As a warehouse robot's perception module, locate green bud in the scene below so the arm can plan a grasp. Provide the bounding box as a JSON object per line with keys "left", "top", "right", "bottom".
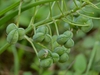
{"left": 57, "top": 34, "right": 69, "bottom": 45}
{"left": 64, "top": 39, "right": 74, "bottom": 48}
{"left": 76, "top": 15, "right": 89, "bottom": 24}
{"left": 7, "top": 29, "right": 18, "bottom": 44}
{"left": 40, "top": 58, "right": 53, "bottom": 68}
{"left": 54, "top": 47, "right": 65, "bottom": 55}
{"left": 59, "top": 53, "right": 69, "bottom": 63}
{"left": 64, "top": 23, "right": 70, "bottom": 30}
{"left": 18, "top": 28, "right": 25, "bottom": 40}
{"left": 52, "top": 53, "right": 59, "bottom": 62}
{"left": 81, "top": 19, "right": 93, "bottom": 33}
{"left": 44, "top": 34, "right": 51, "bottom": 43}
{"left": 36, "top": 26, "right": 48, "bottom": 34}
{"left": 33, "top": 32, "right": 45, "bottom": 42}
{"left": 6, "top": 23, "right": 17, "bottom": 34}
{"left": 63, "top": 31, "right": 73, "bottom": 38}
{"left": 38, "top": 49, "right": 49, "bottom": 59}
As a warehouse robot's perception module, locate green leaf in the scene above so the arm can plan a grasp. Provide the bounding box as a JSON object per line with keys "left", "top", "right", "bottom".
{"left": 23, "top": 72, "right": 32, "bottom": 75}
{"left": 82, "top": 37, "right": 95, "bottom": 48}
{"left": 0, "top": 0, "right": 59, "bottom": 26}
{"left": 85, "top": 70, "right": 99, "bottom": 75}
{"left": 73, "top": 54, "right": 87, "bottom": 73}
{"left": 0, "top": 1, "right": 20, "bottom": 16}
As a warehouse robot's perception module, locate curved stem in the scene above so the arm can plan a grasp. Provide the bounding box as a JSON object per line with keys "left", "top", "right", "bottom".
{"left": 47, "top": 2, "right": 55, "bottom": 19}
{"left": 56, "top": 1, "right": 65, "bottom": 16}
{"left": 52, "top": 18, "right": 59, "bottom": 36}
{"left": 24, "top": 35, "right": 38, "bottom": 56}
{"left": 25, "top": 3, "right": 88, "bottom": 33}
{"left": 47, "top": 24, "right": 52, "bottom": 36}
{"left": 0, "top": 43, "right": 10, "bottom": 54}
{"left": 16, "top": 0, "right": 23, "bottom": 27}
{"left": 77, "top": 11, "right": 100, "bottom": 19}
{"left": 62, "top": 18, "right": 89, "bottom": 26}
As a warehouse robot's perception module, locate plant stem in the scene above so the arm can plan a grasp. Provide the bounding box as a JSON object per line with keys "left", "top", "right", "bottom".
{"left": 12, "top": 46, "right": 19, "bottom": 75}
{"left": 0, "top": 0, "right": 60, "bottom": 25}
{"left": 56, "top": 1, "right": 65, "bottom": 16}
{"left": 85, "top": 41, "right": 99, "bottom": 75}
{"left": 73, "top": 0, "right": 78, "bottom": 8}
{"left": 24, "top": 35, "right": 38, "bottom": 56}
{"left": 0, "top": 2, "right": 88, "bottom": 54}
{"left": 0, "top": 1, "right": 20, "bottom": 16}
{"left": 52, "top": 18, "right": 59, "bottom": 36}
{"left": 0, "top": 43, "right": 10, "bottom": 54}
{"left": 25, "top": 3, "right": 87, "bottom": 33}
{"left": 16, "top": 0, "right": 23, "bottom": 27}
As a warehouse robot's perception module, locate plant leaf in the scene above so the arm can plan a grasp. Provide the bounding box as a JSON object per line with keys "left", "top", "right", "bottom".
{"left": 73, "top": 54, "right": 87, "bottom": 73}
{"left": 0, "top": 1, "right": 20, "bottom": 16}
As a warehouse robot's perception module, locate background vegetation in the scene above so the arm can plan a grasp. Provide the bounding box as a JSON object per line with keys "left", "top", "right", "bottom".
{"left": 0, "top": 0, "right": 100, "bottom": 75}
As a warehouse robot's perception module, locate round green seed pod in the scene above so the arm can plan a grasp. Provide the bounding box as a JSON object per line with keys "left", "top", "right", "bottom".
{"left": 81, "top": 19, "right": 93, "bottom": 33}
{"left": 59, "top": 53, "right": 69, "bottom": 63}
{"left": 57, "top": 34, "right": 69, "bottom": 45}
{"left": 33, "top": 32, "right": 45, "bottom": 42}
{"left": 52, "top": 41, "right": 60, "bottom": 49}
{"left": 7, "top": 29, "right": 19, "bottom": 44}
{"left": 76, "top": 15, "right": 89, "bottom": 24}
{"left": 36, "top": 26, "right": 48, "bottom": 34}
{"left": 40, "top": 58, "right": 53, "bottom": 68}
{"left": 44, "top": 34, "right": 51, "bottom": 43}
{"left": 51, "top": 53, "right": 59, "bottom": 62}
{"left": 64, "top": 23, "right": 70, "bottom": 30}
{"left": 18, "top": 28, "right": 25, "bottom": 40}
{"left": 54, "top": 47, "right": 65, "bottom": 55}
{"left": 38, "top": 49, "right": 49, "bottom": 59}
{"left": 63, "top": 31, "right": 73, "bottom": 38}
{"left": 64, "top": 39, "right": 74, "bottom": 48}
{"left": 6, "top": 23, "right": 17, "bottom": 34}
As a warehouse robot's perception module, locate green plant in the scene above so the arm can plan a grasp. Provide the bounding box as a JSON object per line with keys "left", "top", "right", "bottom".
{"left": 0, "top": 0, "right": 100, "bottom": 75}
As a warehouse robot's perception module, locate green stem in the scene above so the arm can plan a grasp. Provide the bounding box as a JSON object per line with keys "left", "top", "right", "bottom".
{"left": 85, "top": 41, "right": 99, "bottom": 75}
{"left": 52, "top": 18, "right": 59, "bottom": 36}
{"left": 24, "top": 35, "right": 38, "bottom": 56}
{"left": 47, "top": 2, "right": 55, "bottom": 19}
{"left": 49, "top": 2, "right": 53, "bottom": 17}
{"left": 63, "top": 0, "right": 67, "bottom": 11}
{"left": 16, "top": 0, "right": 23, "bottom": 27}
{"left": 12, "top": 46, "right": 19, "bottom": 75}
{"left": 56, "top": 1, "right": 65, "bottom": 16}
{"left": 77, "top": 11, "right": 100, "bottom": 19}
{"left": 25, "top": 3, "right": 88, "bottom": 33}
{"left": 0, "top": 1, "right": 20, "bottom": 16}
{"left": 62, "top": 18, "right": 89, "bottom": 26}
{"left": 0, "top": 0, "right": 60, "bottom": 25}
{"left": 28, "top": 0, "right": 38, "bottom": 34}
{"left": 0, "top": 43, "right": 10, "bottom": 54}
{"left": 47, "top": 24, "right": 52, "bottom": 36}
{"left": 28, "top": 6, "right": 38, "bottom": 34}
{"left": 73, "top": 0, "right": 78, "bottom": 8}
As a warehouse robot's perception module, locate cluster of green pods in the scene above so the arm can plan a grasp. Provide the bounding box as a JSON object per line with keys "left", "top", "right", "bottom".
{"left": 6, "top": 23, "right": 25, "bottom": 44}
{"left": 33, "top": 26, "right": 51, "bottom": 43}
